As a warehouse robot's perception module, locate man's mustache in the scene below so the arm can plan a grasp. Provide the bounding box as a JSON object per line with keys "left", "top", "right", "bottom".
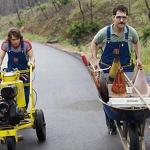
{"left": 119, "top": 22, "right": 125, "bottom": 25}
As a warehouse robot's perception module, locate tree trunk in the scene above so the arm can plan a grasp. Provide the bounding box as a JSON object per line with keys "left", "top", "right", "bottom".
{"left": 52, "top": 1, "right": 58, "bottom": 12}
{"left": 144, "top": 0, "right": 150, "bottom": 20}
{"left": 77, "top": 0, "right": 85, "bottom": 24}
{"left": 128, "top": 0, "right": 131, "bottom": 14}
{"left": 14, "top": 0, "right": 22, "bottom": 22}
{"left": 52, "top": 0, "right": 62, "bottom": 12}
{"left": 90, "top": 0, "right": 93, "bottom": 23}
{"left": 27, "top": 0, "right": 34, "bottom": 16}
{"left": 37, "top": 2, "right": 49, "bottom": 19}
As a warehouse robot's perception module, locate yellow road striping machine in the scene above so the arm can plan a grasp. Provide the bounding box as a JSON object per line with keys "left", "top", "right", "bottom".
{"left": 0, "top": 65, "right": 46, "bottom": 150}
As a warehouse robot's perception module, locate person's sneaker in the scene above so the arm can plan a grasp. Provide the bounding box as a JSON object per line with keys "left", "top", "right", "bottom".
{"left": 108, "top": 127, "right": 117, "bottom": 135}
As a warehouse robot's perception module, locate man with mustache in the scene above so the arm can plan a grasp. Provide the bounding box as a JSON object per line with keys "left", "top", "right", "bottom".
{"left": 90, "top": 5, "right": 142, "bottom": 135}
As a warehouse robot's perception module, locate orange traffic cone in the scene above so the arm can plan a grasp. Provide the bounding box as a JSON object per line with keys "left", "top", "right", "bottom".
{"left": 111, "top": 68, "right": 126, "bottom": 94}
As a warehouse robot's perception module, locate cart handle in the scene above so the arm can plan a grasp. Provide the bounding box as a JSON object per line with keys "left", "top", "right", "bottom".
{"left": 89, "top": 61, "right": 111, "bottom": 72}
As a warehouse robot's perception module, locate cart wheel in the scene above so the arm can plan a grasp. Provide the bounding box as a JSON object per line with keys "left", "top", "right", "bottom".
{"left": 122, "top": 122, "right": 127, "bottom": 139}
{"left": 6, "top": 136, "right": 16, "bottom": 150}
{"left": 34, "top": 109, "right": 46, "bottom": 142}
{"left": 128, "top": 123, "right": 140, "bottom": 150}
{"left": 98, "top": 76, "right": 109, "bottom": 102}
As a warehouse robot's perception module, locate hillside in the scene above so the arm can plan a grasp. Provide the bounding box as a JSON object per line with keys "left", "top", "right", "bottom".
{"left": 0, "top": 0, "right": 149, "bottom": 43}
{"left": 0, "top": 0, "right": 48, "bottom": 15}
{"left": 0, "top": 0, "right": 150, "bottom": 72}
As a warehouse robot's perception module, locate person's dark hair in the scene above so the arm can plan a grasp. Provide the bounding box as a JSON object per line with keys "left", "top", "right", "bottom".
{"left": 7, "top": 27, "right": 23, "bottom": 42}
{"left": 113, "top": 5, "right": 128, "bottom": 16}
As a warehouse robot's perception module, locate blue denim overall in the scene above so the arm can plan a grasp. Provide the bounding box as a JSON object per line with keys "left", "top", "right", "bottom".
{"left": 100, "top": 25, "right": 134, "bottom": 73}
{"left": 100, "top": 25, "right": 134, "bottom": 131}
{"left": 7, "top": 41, "right": 29, "bottom": 109}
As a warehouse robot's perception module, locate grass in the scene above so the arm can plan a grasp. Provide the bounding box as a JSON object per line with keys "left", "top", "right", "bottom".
{"left": 141, "top": 44, "right": 150, "bottom": 73}
{"left": 23, "top": 33, "right": 48, "bottom": 43}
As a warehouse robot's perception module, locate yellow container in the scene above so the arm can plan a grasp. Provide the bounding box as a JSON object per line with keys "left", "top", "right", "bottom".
{"left": 109, "top": 57, "right": 121, "bottom": 81}
{"left": 0, "top": 71, "right": 26, "bottom": 108}
{"left": 1, "top": 71, "right": 20, "bottom": 82}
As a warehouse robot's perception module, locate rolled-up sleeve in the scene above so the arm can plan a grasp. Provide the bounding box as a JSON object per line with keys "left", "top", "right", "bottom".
{"left": 130, "top": 27, "right": 139, "bottom": 44}
{"left": 93, "top": 27, "right": 106, "bottom": 45}
{"left": 24, "top": 41, "right": 32, "bottom": 52}
{"left": 1, "top": 42, "right": 8, "bottom": 51}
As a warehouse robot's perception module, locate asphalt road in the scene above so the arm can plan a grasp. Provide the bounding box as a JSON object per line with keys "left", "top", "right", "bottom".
{"left": 1, "top": 42, "right": 150, "bottom": 150}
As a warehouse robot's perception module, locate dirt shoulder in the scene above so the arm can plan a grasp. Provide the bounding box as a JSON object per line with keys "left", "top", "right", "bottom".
{"left": 46, "top": 42, "right": 92, "bottom": 59}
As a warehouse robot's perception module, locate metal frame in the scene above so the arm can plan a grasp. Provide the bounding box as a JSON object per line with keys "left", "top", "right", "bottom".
{"left": 0, "top": 65, "right": 35, "bottom": 142}
{"left": 114, "top": 120, "right": 146, "bottom": 150}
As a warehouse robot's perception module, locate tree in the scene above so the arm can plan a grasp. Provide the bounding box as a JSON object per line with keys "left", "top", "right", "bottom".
{"left": 77, "top": 0, "right": 85, "bottom": 24}
{"left": 144, "top": 0, "right": 150, "bottom": 20}
{"left": 51, "top": 0, "right": 62, "bottom": 12}
{"left": 37, "top": 1, "right": 49, "bottom": 19}
{"left": 14, "top": 0, "right": 22, "bottom": 22}
{"left": 128, "top": 0, "right": 131, "bottom": 14}
{"left": 86, "top": 0, "right": 93, "bottom": 23}
{"left": 27, "top": 0, "right": 34, "bottom": 16}
{"left": 90, "top": 0, "right": 93, "bottom": 23}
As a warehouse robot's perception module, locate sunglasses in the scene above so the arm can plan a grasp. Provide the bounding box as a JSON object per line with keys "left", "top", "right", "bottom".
{"left": 115, "top": 16, "right": 127, "bottom": 20}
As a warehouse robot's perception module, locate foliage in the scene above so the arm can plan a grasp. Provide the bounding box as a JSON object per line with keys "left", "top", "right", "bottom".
{"left": 67, "top": 21, "right": 99, "bottom": 38}
{"left": 16, "top": 20, "right": 25, "bottom": 27}
{"left": 59, "top": 0, "right": 72, "bottom": 5}
{"left": 36, "top": 3, "right": 48, "bottom": 11}
{"left": 23, "top": 33, "right": 48, "bottom": 43}
{"left": 141, "top": 45, "right": 150, "bottom": 73}
{"left": 141, "top": 26, "right": 150, "bottom": 45}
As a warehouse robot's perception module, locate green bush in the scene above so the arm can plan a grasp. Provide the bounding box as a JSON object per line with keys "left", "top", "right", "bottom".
{"left": 36, "top": 3, "right": 48, "bottom": 11}
{"left": 85, "top": 21, "right": 99, "bottom": 33}
{"left": 141, "top": 26, "right": 150, "bottom": 45}
{"left": 59, "top": 0, "right": 72, "bottom": 5}
{"left": 68, "top": 21, "right": 84, "bottom": 38}
{"left": 16, "top": 20, "right": 25, "bottom": 27}
{"left": 67, "top": 21, "right": 99, "bottom": 38}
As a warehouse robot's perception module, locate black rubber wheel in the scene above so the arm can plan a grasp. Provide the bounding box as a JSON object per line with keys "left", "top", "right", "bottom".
{"left": 98, "top": 76, "right": 109, "bottom": 102}
{"left": 6, "top": 136, "right": 16, "bottom": 150}
{"left": 128, "top": 123, "right": 140, "bottom": 150}
{"left": 34, "top": 109, "right": 46, "bottom": 142}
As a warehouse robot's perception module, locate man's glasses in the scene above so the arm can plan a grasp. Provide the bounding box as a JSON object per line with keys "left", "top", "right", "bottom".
{"left": 115, "top": 16, "right": 127, "bottom": 20}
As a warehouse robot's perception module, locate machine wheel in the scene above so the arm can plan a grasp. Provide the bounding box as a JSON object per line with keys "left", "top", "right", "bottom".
{"left": 6, "top": 136, "right": 16, "bottom": 150}
{"left": 98, "top": 76, "right": 109, "bottom": 102}
{"left": 34, "top": 109, "right": 46, "bottom": 142}
{"left": 128, "top": 123, "right": 140, "bottom": 150}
